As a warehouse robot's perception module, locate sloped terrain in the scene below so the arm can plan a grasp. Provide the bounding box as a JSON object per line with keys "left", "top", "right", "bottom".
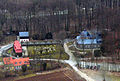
{"left": 16, "top": 68, "right": 86, "bottom": 81}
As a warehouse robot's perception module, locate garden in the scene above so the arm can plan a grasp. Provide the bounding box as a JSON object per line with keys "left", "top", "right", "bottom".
{"left": 27, "top": 44, "right": 69, "bottom": 60}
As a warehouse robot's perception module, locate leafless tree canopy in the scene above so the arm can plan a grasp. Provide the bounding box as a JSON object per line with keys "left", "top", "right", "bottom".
{"left": 0, "top": 0, "right": 120, "bottom": 40}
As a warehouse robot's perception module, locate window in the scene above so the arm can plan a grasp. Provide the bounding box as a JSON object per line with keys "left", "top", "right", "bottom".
{"left": 87, "top": 32, "right": 90, "bottom": 36}
{"left": 24, "top": 61, "right": 27, "bottom": 63}
{"left": 94, "top": 45, "right": 97, "bottom": 48}
{"left": 19, "top": 62, "right": 22, "bottom": 64}
{"left": 85, "top": 45, "right": 88, "bottom": 49}
{"left": 15, "top": 66, "right": 18, "bottom": 69}
{"left": 88, "top": 45, "right": 90, "bottom": 48}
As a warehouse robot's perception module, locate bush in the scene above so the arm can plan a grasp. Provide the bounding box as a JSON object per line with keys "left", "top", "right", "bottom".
{"left": 32, "top": 34, "right": 40, "bottom": 40}
{"left": 45, "top": 32, "right": 53, "bottom": 39}
{"left": 94, "top": 50, "right": 101, "bottom": 57}
{"left": 22, "top": 65, "right": 27, "bottom": 73}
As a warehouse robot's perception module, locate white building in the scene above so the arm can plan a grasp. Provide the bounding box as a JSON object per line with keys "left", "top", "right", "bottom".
{"left": 19, "top": 32, "right": 29, "bottom": 42}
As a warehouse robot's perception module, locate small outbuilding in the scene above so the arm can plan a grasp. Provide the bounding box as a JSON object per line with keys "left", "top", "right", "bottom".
{"left": 19, "top": 32, "right": 29, "bottom": 42}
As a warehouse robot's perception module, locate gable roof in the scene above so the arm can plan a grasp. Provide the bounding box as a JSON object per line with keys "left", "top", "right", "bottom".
{"left": 80, "top": 30, "right": 91, "bottom": 38}
{"left": 76, "top": 30, "right": 102, "bottom": 44}
{"left": 19, "top": 32, "right": 29, "bottom": 37}
{"left": 3, "top": 57, "right": 29, "bottom": 66}
{"left": 14, "top": 40, "right": 21, "bottom": 46}
{"left": 77, "top": 39, "right": 97, "bottom": 44}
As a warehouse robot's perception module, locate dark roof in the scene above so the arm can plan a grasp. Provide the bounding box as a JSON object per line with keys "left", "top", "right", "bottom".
{"left": 81, "top": 30, "right": 91, "bottom": 38}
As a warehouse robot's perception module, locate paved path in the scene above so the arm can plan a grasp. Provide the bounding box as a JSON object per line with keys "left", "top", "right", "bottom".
{"left": 64, "top": 43, "right": 95, "bottom": 81}
{"left": 0, "top": 43, "right": 13, "bottom": 65}
{"left": 22, "top": 46, "right": 28, "bottom": 56}
{"left": 0, "top": 43, "right": 13, "bottom": 56}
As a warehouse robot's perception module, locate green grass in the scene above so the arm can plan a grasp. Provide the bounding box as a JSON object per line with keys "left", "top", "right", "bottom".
{"left": 14, "top": 73, "right": 37, "bottom": 81}
{"left": 107, "top": 74, "right": 120, "bottom": 81}
{"left": 7, "top": 48, "right": 13, "bottom": 54}
{"left": 0, "top": 57, "right": 3, "bottom": 62}
{"left": 112, "top": 77, "right": 120, "bottom": 81}
{"left": 69, "top": 46, "right": 92, "bottom": 52}
{"left": 14, "top": 61, "right": 63, "bottom": 81}
{"left": 28, "top": 45, "right": 69, "bottom": 60}
{"left": 66, "top": 41, "right": 74, "bottom": 46}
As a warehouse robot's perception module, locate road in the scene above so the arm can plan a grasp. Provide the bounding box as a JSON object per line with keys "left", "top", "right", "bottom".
{"left": 0, "top": 43, "right": 13, "bottom": 65}
{"left": 0, "top": 43, "right": 13, "bottom": 56}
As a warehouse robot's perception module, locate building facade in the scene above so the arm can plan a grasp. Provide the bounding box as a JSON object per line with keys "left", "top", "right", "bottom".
{"left": 76, "top": 30, "right": 102, "bottom": 49}
{"left": 3, "top": 57, "right": 30, "bottom": 70}
{"left": 19, "top": 32, "right": 29, "bottom": 42}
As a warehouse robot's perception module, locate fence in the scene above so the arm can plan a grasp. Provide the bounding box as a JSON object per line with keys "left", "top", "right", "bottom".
{"left": 78, "top": 61, "right": 120, "bottom": 72}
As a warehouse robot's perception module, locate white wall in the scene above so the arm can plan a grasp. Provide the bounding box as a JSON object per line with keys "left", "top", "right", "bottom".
{"left": 20, "top": 39, "right": 29, "bottom": 42}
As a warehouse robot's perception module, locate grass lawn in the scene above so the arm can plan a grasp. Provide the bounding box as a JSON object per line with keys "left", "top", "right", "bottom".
{"left": 7, "top": 48, "right": 13, "bottom": 54}
{"left": 69, "top": 45, "right": 92, "bottom": 52}
{"left": 107, "top": 73, "right": 120, "bottom": 81}
{"left": 66, "top": 41, "right": 74, "bottom": 46}
{"left": 0, "top": 57, "right": 3, "bottom": 62}
{"left": 14, "top": 73, "right": 37, "bottom": 81}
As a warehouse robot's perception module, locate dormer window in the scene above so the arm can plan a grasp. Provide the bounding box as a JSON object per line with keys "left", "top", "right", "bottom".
{"left": 19, "top": 62, "right": 22, "bottom": 64}
{"left": 24, "top": 61, "right": 27, "bottom": 63}
{"left": 15, "top": 62, "right": 17, "bottom": 64}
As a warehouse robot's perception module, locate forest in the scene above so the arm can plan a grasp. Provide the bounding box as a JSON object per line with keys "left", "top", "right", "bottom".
{"left": 0, "top": 0, "right": 120, "bottom": 54}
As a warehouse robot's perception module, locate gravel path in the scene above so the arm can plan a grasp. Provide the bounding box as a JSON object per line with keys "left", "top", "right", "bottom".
{"left": 64, "top": 43, "right": 95, "bottom": 81}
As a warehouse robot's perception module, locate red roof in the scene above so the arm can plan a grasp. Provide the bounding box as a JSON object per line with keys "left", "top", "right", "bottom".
{"left": 3, "top": 57, "right": 29, "bottom": 66}
{"left": 14, "top": 40, "right": 22, "bottom": 53}
{"left": 14, "top": 40, "right": 21, "bottom": 46}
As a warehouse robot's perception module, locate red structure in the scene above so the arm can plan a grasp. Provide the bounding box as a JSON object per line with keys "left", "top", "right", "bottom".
{"left": 3, "top": 57, "right": 29, "bottom": 70}
{"left": 13, "top": 40, "right": 22, "bottom": 57}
